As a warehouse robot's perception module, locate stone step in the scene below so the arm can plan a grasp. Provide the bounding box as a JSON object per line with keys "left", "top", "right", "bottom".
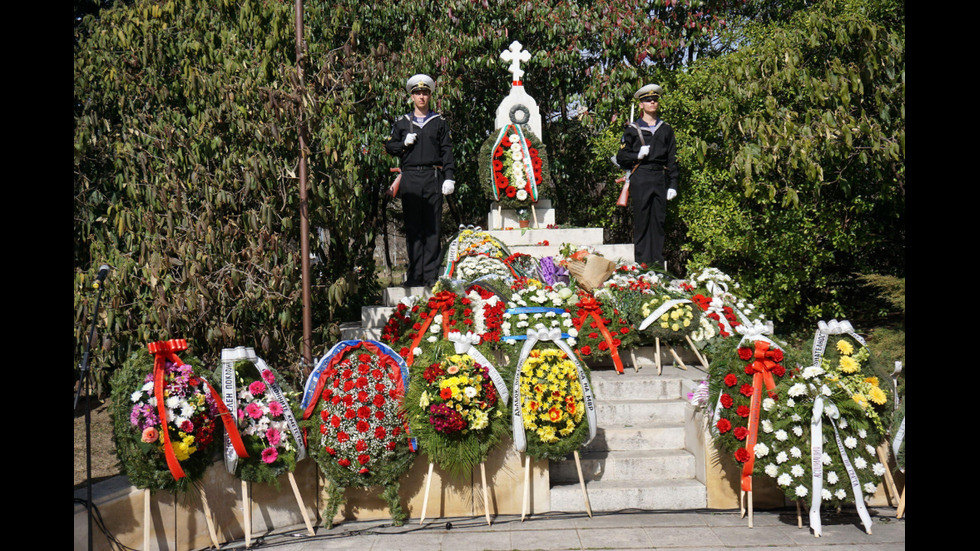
{"left": 382, "top": 285, "right": 431, "bottom": 307}
{"left": 583, "top": 422, "right": 686, "bottom": 452}
{"left": 589, "top": 346, "right": 707, "bottom": 371}
{"left": 487, "top": 227, "right": 604, "bottom": 247}
{"left": 339, "top": 324, "right": 381, "bottom": 342}
{"left": 590, "top": 370, "right": 683, "bottom": 401}
{"left": 362, "top": 305, "right": 394, "bottom": 328}
{"left": 488, "top": 199, "right": 555, "bottom": 228}
{"left": 596, "top": 399, "right": 687, "bottom": 425}
{"left": 551, "top": 449, "right": 696, "bottom": 483}
{"left": 549, "top": 478, "right": 706, "bottom": 512}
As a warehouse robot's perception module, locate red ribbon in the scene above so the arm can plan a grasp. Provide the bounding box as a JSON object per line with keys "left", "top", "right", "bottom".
{"left": 405, "top": 292, "right": 457, "bottom": 366}
{"left": 740, "top": 340, "right": 780, "bottom": 492}
{"left": 575, "top": 297, "right": 624, "bottom": 374}
{"left": 147, "top": 339, "right": 248, "bottom": 481}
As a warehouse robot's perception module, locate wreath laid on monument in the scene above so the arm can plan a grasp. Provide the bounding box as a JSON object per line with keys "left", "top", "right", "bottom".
{"left": 630, "top": 289, "right": 702, "bottom": 344}
{"left": 569, "top": 292, "right": 636, "bottom": 372}
{"left": 301, "top": 341, "right": 416, "bottom": 528}
{"left": 110, "top": 341, "right": 235, "bottom": 493}
{"left": 478, "top": 123, "right": 553, "bottom": 209}
{"left": 501, "top": 280, "right": 577, "bottom": 345}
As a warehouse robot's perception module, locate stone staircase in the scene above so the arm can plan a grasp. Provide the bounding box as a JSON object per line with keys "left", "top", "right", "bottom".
{"left": 549, "top": 367, "right": 707, "bottom": 512}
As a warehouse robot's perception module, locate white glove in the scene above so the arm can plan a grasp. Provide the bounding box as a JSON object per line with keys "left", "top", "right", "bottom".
{"left": 442, "top": 179, "right": 455, "bottom": 195}
{"left": 637, "top": 145, "right": 650, "bottom": 159}
{"left": 667, "top": 189, "right": 677, "bottom": 201}
{"left": 404, "top": 133, "right": 417, "bottom": 146}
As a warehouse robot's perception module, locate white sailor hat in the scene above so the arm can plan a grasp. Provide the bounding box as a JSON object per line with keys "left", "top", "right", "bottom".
{"left": 634, "top": 84, "right": 664, "bottom": 102}
{"left": 406, "top": 74, "right": 436, "bottom": 94}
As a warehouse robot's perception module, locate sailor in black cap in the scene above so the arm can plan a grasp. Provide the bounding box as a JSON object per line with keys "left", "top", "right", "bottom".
{"left": 615, "top": 84, "right": 679, "bottom": 267}
{"left": 385, "top": 74, "right": 457, "bottom": 287}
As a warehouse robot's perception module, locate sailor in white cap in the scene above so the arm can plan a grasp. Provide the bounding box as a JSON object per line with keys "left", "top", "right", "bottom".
{"left": 385, "top": 74, "right": 457, "bottom": 287}
{"left": 615, "top": 83, "right": 679, "bottom": 267}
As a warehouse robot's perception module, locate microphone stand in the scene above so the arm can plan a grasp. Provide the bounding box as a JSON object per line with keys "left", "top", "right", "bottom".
{"left": 75, "top": 265, "right": 109, "bottom": 551}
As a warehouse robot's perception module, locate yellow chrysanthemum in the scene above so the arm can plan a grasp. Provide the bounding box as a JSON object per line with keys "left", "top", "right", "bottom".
{"left": 852, "top": 393, "right": 868, "bottom": 409}
{"left": 869, "top": 386, "right": 887, "bottom": 406}
{"left": 836, "top": 339, "right": 854, "bottom": 355}
{"left": 839, "top": 356, "right": 860, "bottom": 373}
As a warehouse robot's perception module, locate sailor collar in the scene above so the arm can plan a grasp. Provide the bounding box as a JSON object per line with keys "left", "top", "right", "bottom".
{"left": 406, "top": 111, "right": 442, "bottom": 128}
{"left": 632, "top": 118, "right": 663, "bottom": 133}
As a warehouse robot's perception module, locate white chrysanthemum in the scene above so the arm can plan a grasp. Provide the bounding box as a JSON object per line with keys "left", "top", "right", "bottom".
{"left": 516, "top": 189, "right": 528, "bottom": 201}
{"left": 795, "top": 485, "right": 808, "bottom": 497}
{"left": 858, "top": 429, "right": 867, "bottom": 438}
{"left": 765, "top": 464, "right": 779, "bottom": 477}
{"left": 762, "top": 419, "right": 773, "bottom": 433}
{"left": 786, "top": 398, "right": 796, "bottom": 407}
{"left": 427, "top": 336, "right": 437, "bottom": 343}
{"left": 788, "top": 383, "right": 807, "bottom": 397}
{"left": 854, "top": 457, "right": 867, "bottom": 469}
{"left": 792, "top": 426, "right": 804, "bottom": 437}
{"left": 822, "top": 385, "right": 833, "bottom": 397}
{"left": 839, "top": 417, "right": 848, "bottom": 429}
{"left": 822, "top": 489, "right": 832, "bottom": 501}
{"left": 835, "top": 489, "right": 847, "bottom": 500}
{"left": 567, "top": 338, "right": 576, "bottom": 346}
{"left": 777, "top": 473, "right": 792, "bottom": 486}
{"left": 866, "top": 445, "right": 876, "bottom": 456}
{"left": 771, "top": 430, "right": 786, "bottom": 442}
{"left": 791, "top": 413, "right": 802, "bottom": 422}
{"left": 180, "top": 403, "right": 195, "bottom": 419}
{"left": 791, "top": 465, "right": 805, "bottom": 477}
{"left": 790, "top": 446, "right": 802, "bottom": 458}
{"left": 165, "top": 396, "right": 181, "bottom": 409}
{"left": 776, "top": 451, "right": 788, "bottom": 464}
{"left": 762, "top": 397, "right": 775, "bottom": 412}
{"left": 130, "top": 391, "right": 143, "bottom": 403}
{"left": 844, "top": 436, "right": 857, "bottom": 449}
{"left": 148, "top": 397, "right": 157, "bottom": 406}
{"left": 864, "top": 482, "right": 877, "bottom": 494}
{"left": 873, "top": 463, "right": 886, "bottom": 476}
{"left": 821, "top": 453, "right": 832, "bottom": 466}
{"left": 413, "top": 347, "right": 423, "bottom": 356}
{"left": 142, "top": 381, "right": 154, "bottom": 392}
{"left": 464, "top": 386, "right": 477, "bottom": 398}
{"left": 827, "top": 471, "right": 839, "bottom": 484}
{"left": 802, "top": 366, "right": 824, "bottom": 379}
{"left": 755, "top": 443, "right": 770, "bottom": 458}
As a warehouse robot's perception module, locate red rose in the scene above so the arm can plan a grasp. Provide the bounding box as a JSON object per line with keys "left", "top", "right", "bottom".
{"left": 375, "top": 410, "right": 385, "bottom": 420}
{"left": 358, "top": 406, "right": 372, "bottom": 419}
{"left": 737, "top": 347, "right": 754, "bottom": 361}
{"left": 359, "top": 467, "right": 370, "bottom": 474}
{"left": 716, "top": 419, "right": 731, "bottom": 433}
{"left": 356, "top": 377, "right": 369, "bottom": 389}
{"left": 724, "top": 374, "right": 737, "bottom": 387}
{"left": 386, "top": 441, "right": 397, "bottom": 451}
{"left": 740, "top": 384, "right": 753, "bottom": 397}
{"left": 355, "top": 439, "right": 367, "bottom": 452}
{"left": 734, "top": 448, "right": 750, "bottom": 463}
{"left": 720, "top": 393, "right": 733, "bottom": 408}
{"left": 320, "top": 410, "right": 331, "bottom": 421}
{"left": 344, "top": 408, "right": 356, "bottom": 420}
{"left": 337, "top": 431, "right": 349, "bottom": 443}
{"left": 343, "top": 380, "right": 355, "bottom": 392}
{"left": 373, "top": 394, "right": 386, "bottom": 408}
{"left": 325, "top": 446, "right": 336, "bottom": 456}
{"left": 358, "top": 354, "right": 371, "bottom": 363}
{"left": 358, "top": 454, "right": 371, "bottom": 465}
{"left": 331, "top": 415, "right": 341, "bottom": 428}
{"left": 338, "top": 458, "right": 351, "bottom": 467}
{"left": 372, "top": 369, "right": 384, "bottom": 380}
{"left": 772, "top": 350, "right": 784, "bottom": 362}
{"left": 733, "top": 427, "right": 748, "bottom": 441}
{"left": 356, "top": 420, "right": 370, "bottom": 433}
{"left": 772, "top": 365, "right": 786, "bottom": 377}
{"left": 736, "top": 405, "right": 750, "bottom": 418}
{"left": 744, "top": 365, "right": 754, "bottom": 375}
{"left": 374, "top": 426, "right": 387, "bottom": 439}
{"left": 358, "top": 363, "right": 371, "bottom": 375}
{"left": 580, "top": 345, "right": 592, "bottom": 356}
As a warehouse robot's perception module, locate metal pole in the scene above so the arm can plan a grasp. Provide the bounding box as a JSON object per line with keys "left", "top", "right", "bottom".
{"left": 295, "top": 0, "right": 313, "bottom": 370}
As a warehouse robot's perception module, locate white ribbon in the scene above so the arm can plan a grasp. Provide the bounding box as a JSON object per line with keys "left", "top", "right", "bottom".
{"left": 813, "top": 319, "right": 866, "bottom": 367}
{"left": 827, "top": 412, "right": 873, "bottom": 533}
{"left": 809, "top": 395, "right": 825, "bottom": 536}
{"left": 892, "top": 415, "right": 905, "bottom": 468}
{"left": 255, "top": 356, "right": 306, "bottom": 462}
{"left": 512, "top": 326, "right": 597, "bottom": 452}
{"left": 638, "top": 298, "right": 692, "bottom": 331}
{"left": 447, "top": 331, "right": 509, "bottom": 407}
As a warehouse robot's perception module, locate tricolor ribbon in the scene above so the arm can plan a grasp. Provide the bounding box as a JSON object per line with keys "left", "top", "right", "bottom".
{"left": 405, "top": 291, "right": 458, "bottom": 366}
{"left": 575, "top": 296, "right": 624, "bottom": 374}
{"left": 511, "top": 326, "right": 596, "bottom": 452}
{"left": 739, "top": 339, "right": 781, "bottom": 492}
{"left": 220, "top": 347, "right": 307, "bottom": 475}
{"left": 447, "top": 331, "right": 509, "bottom": 407}
{"left": 503, "top": 306, "right": 571, "bottom": 342}
{"left": 301, "top": 340, "right": 416, "bottom": 452}
{"left": 147, "top": 339, "right": 248, "bottom": 481}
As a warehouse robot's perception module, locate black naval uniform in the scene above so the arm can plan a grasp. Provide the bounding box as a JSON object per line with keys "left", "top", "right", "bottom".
{"left": 615, "top": 118, "right": 679, "bottom": 266}
{"left": 385, "top": 111, "right": 456, "bottom": 286}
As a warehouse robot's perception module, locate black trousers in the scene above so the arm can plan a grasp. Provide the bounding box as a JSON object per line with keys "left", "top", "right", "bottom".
{"left": 400, "top": 167, "right": 443, "bottom": 285}
{"left": 631, "top": 166, "right": 667, "bottom": 266}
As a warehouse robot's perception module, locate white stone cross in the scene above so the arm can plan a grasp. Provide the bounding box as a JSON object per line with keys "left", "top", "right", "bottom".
{"left": 500, "top": 41, "right": 532, "bottom": 83}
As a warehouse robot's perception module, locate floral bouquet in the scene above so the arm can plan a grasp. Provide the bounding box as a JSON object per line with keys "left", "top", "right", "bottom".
{"left": 504, "top": 252, "right": 544, "bottom": 281}
{"left": 110, "top": 340, "right": 238, "bottom": 492}
{"left": 759, "top": 321, "right": 889, "bottom": 535}
{"left": 219, "top": 350, "right": 304, "bottom": 485}
{"left": 405, "top": 339, "right": 510, "bottom": 476}
{"left": 631, "top": 291, "right": 701, "bottom": 344}
{"left": 501, "top": 281, "right": 578, "bottom": 345}
{"left": 479, "top": 123, "right": 552, "bottom": 209}
{"left": 556, "top": 243, "right": 615, "bottom": 292}
{"left": 570, "top": 292, "right": 636, "bottom": 373}
{"left": 301, "top": 341, "right": 416, "bottom": 528}
{"left": 684, "top": 267, "right": 764, "bottom": 335}
{"left": 450, "top": 253, "right": 516, "bottom": 281}
{"left": 708, "top": 339, "right": 789, "bottom": 471}
{"left": 442, "top": 227, "right": 511, "bottom": 277}
{"left": 512, "top": 329, "right": 595, "bottom": 461}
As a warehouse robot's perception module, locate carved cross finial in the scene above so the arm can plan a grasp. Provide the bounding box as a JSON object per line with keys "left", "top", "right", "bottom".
{"left": 500, "top": 41, "right": 531, "bottom": 84}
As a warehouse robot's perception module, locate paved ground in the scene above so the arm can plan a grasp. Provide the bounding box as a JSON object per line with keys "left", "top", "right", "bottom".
{"left": 220, "top": 508, "right": 905, "bottom": 550}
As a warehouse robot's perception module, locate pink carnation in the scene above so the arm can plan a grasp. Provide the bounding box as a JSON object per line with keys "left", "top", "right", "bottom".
{"left": 261, "top": 447, "right": 278, "bottom": 464}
